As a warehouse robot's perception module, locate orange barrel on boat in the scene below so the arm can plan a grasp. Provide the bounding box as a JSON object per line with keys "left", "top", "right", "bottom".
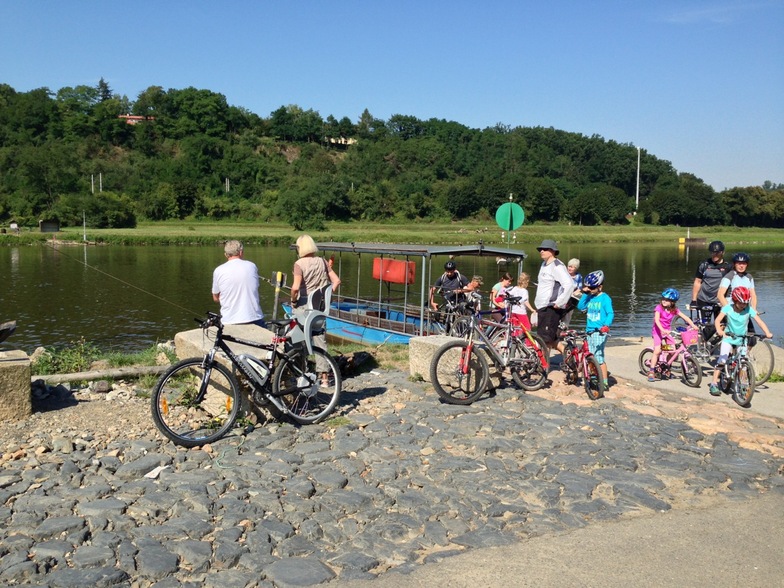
{"left": 372, "top": 258, "right": 416, "bottom": 285}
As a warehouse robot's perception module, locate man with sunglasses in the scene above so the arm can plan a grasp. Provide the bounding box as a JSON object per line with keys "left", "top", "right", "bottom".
{"left": 533, "top": 239, "right": 573, "bottom": 353}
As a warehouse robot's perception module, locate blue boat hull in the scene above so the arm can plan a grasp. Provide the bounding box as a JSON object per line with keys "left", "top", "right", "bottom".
{"left": 282, "top": 303, "right": 419, "bottom": 346}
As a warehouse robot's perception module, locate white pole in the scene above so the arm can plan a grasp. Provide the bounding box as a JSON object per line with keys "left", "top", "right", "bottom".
{"left": 83, "top": 211, "right": 87, "bottom": 242}
{"left": 91, "top": 174, "right": 94, "bottom": 194}
{"left": 635, "top": 147, "right": 641, "bottom": 211}
{"left": 99, "top": 173, "right": 102, "bottom": 192}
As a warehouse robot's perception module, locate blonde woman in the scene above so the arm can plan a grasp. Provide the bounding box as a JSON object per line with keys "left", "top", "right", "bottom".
{"left": 290, "top": 235, "right": 341, "bottom": 385}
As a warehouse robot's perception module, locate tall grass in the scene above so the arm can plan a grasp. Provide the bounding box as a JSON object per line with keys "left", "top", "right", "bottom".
{"left": 4, "top": 221, "right": 782, "bottom": 247}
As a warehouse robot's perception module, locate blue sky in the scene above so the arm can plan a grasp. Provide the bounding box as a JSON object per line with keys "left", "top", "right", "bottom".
{"left": 1, "top": 1, "right": 782, "bottom": 191}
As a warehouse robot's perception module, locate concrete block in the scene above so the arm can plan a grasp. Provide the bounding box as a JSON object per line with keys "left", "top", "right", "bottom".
{"left": 409, "top": 335, "right": 455, "bottom": 381}
{"left": 174, "top": 325, "right": 275, "bottom": 420}
{"left": 0, "top": 350, "right": 32, "bottom": 420}
{"left": 175, "top": 325, "right": 274, "bottom": 361}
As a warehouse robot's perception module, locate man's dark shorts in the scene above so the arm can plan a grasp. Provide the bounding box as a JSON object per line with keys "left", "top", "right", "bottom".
{"left": 537, "top": 307, "right": 564, "bottom": 345}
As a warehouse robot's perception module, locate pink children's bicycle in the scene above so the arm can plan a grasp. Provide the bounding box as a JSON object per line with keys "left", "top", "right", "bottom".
{"left": 638, "top": 327, "right": 702, "bottom": 388}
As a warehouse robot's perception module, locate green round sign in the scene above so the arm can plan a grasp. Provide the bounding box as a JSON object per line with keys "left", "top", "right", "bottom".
{"left": 495, "top": 202, "right": 525, "bottom": 231}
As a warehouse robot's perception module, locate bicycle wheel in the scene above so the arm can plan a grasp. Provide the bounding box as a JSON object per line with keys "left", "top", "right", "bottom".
{"left": 450, "top": 316, "right": 472, "bottom": 338}
{"left": 583, "top": 355, "right": 604, "bottom": 400}
{"left": 509, "top": 338, "right": 548, "bottom": 391}
{"left": 272, "top": 347, "right": 342, "bottom": 424}
{"left": 719, "top": 365, "right": 732, "bottom": 393}
{"left": 562, "top": 346, "right": 578, "bottom": 385}
{"left": 638, "top": 348, "right": 653, "bottom": 375}
{"left": 680, "top": 355, "right": 702, "bottom": 388}
{"left": 748, "top": 339, "right": 774, "bottom": 385}
{"left": 731, "top": 361, "right": 755, "bottom": 408}
{"left": 430, "top": 340, "right": 489, "bottom": 405}
{"left": 151, "top": 358, "right": 241, "bottom": 447}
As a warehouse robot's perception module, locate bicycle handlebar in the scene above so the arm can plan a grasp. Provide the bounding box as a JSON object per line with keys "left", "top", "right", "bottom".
{"left": 559, "top": 328, "right": 606, "bottom": 339}
{"left": 725, "top": 331, "right": 770, "bottom": 340}
{"left": 196, "top": 312, "right": 223, "bottom": 329}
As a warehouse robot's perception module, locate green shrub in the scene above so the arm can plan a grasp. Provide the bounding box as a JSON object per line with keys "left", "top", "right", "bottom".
{"left": 32, "top": 337, "right": 101, "bottom": 375}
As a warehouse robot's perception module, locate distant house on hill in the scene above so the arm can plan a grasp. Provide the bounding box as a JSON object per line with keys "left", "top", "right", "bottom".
{"left": 118, "top": 114, "right": 155, "bottom": 125}
{"left": 324, "top": 136, "right": 357, "bottom": 147}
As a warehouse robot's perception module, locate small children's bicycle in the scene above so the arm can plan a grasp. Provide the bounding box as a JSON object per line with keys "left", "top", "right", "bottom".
{"left": 638, "top": 327, "right": 702, "bottom": 388}
{"left": 716, "top": 331, "right": 758, "bottom": 408}
{"left": 559, "top": 329, "right": 604, "bottom": 400}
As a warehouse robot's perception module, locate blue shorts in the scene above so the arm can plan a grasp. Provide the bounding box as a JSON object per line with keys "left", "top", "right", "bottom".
{"left": 588, "top": 332, "right": 607, "bottom": 364}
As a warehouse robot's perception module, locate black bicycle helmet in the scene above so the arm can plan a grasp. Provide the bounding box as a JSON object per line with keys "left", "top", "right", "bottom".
{"left": 661, "top": 288, "right": 679, "bottom": 301}
{"left": 444, "top": 260, "right": 457, "bottom": 271}
{"left": 584, "top": 270, "right": 605, "bottom": 288}
{"left": 732, "top": 252, "right": 750, "bottom": 263}
{"left": 708, "top": 240, "right": 725, "bottom": 253}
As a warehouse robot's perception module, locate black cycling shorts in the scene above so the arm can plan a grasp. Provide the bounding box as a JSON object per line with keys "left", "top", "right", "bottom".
{"left": 537, "top": 307, "right": 564, "bottom": 345}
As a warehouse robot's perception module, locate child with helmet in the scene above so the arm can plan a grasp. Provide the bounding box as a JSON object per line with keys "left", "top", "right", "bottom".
{"left": 717, "top": 252, "right": 757, "bottom": 309}
{"left": 648, "top": 288, "right": 696, "bottom": 382}
{"left": 576, "top": 270, "right": 614, "bottom": 389}
{"left": 708, "top": 286, "right": 773, "bottom": 396}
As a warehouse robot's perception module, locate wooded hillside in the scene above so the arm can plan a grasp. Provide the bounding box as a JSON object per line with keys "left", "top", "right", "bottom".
{"left": 1, "top": 80, "right": 781, "bottom": 230}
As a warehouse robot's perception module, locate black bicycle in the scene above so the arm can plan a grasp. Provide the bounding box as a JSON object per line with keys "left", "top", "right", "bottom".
{"left": 151, "top": 311, "right": 342, "bottom": 447}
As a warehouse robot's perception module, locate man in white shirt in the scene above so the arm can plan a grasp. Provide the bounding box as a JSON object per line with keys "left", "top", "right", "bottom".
{"left": 212, "top": 240, "right": 266, "bottom": 326}
{"left": 534, "top": 239, "right": 573, "bottom": 352}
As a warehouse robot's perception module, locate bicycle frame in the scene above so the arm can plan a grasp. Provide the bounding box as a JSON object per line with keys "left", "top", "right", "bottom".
{"left": 717, "top": 331, "right": 756, "bottom": 406}
{"left": 559, "top": 329, "right": 604, "bottom": 399}
{"left": 562, "top": 332, "right": 592, "bottom": 377}
{"left": 684, "top": 304, "right": 718, "bottom": 362}
{"left": 199, "top": 314, "right": 311, "bottom": 417}
{"left": 457, "top": 295, "right": 542, "bottom": 372}
{"left": 656, "top": 334, "right": 692, "bottom": 372}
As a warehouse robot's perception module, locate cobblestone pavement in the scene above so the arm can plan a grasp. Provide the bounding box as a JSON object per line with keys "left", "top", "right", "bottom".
{"left": 1, "top": 369, "right": 783, "bottom": 587}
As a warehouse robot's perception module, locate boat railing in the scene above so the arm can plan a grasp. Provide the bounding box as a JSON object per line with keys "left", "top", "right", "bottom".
{"left": 328, "top": 294, "right": 441, "bottom": 337}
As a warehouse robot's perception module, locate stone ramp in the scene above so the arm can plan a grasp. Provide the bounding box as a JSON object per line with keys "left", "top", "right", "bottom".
{"left": 604, "top": 336, "right": 784, "bottom": 421}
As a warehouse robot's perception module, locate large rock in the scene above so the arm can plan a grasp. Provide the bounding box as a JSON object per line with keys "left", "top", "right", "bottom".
{"left": 174, "top": 324, "right": 274, "bottom": 360}
{"left": 174, "top": 324, "right": 276, "bottom": 420}
{"left": 0, "top": 350, "right": 31, "bottom": 420}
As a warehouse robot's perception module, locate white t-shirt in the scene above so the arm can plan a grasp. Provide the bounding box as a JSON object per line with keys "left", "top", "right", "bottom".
{"left": 506, "top": 286, "right": 530, "bottom": 315}
{"left": 211, "top": 258, "right": 264, "bottom": 324}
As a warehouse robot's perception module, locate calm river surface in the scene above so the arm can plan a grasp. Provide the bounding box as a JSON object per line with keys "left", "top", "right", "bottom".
{"left": 2, "top": 240, "right": 783, "bottom": 354}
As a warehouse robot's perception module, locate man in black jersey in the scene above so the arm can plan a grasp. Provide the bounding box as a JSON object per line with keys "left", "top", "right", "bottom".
{"left": 691, "top": 240, "right": 732, "bottom": 340}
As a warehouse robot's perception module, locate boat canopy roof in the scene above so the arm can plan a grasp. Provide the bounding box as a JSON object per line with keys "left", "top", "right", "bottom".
{"left": 305, "top": 241, "right": 527, "bottom": 259}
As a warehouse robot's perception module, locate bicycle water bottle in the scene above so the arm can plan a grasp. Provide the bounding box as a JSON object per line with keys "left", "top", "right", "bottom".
{"left": 237, "top": 354, "right": 270, "bottom": 387}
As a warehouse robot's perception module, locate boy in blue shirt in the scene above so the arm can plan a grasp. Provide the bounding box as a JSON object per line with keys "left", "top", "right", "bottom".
{"left": 577, "top": 270, "right": 615, "bottom": 389}
{"left": 708, "top": 286, "right": 772, "bottom": 396}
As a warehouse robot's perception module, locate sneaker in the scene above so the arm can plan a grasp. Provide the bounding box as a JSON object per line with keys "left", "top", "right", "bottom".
{"left": 708, "top": 383, "right": 721, "bottom": 396}
{"left": 647, "top": 371, "right": 656, "bottom": 382}
{"left": 603, "top": 379, "right": 609, "bottom": 389}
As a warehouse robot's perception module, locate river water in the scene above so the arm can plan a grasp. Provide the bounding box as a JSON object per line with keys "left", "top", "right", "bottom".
{"left": 2, "top": 241, "right": 783, "bottom": 354}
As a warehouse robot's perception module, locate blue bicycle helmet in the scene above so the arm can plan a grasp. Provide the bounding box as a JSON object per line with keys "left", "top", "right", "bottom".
{"left": 584, "top": 270, "right": 604, "bottom": 288}
{"left": 661, "top": 288, "right": 679, "bottom": 302}
{"left": 732, "top": 252, "right": 750, "bottom": 263}
{"left": 444, "top": 260, "right": 457, "bottom": 271}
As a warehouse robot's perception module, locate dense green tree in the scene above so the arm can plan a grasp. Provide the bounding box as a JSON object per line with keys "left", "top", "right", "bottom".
{"left": 0, "top": 82, "right": 778, "bottom": 230}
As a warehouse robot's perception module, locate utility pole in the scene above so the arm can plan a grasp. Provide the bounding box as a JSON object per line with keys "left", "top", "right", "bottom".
{"left": 635, "top": 147, "right": 641, "bottom": 212}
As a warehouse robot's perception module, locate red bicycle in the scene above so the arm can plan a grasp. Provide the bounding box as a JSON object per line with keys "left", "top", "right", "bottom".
{"left": 559, "top": 329, "right": 604, "bottom": 400}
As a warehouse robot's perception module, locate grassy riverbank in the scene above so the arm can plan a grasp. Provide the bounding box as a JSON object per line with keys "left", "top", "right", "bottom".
{"left": 3, "top": 221, "right": 783, "bottom": 247}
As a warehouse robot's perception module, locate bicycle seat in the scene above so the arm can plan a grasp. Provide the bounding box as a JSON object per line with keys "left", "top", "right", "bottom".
{"left": 268, "top": 318, "right": 293, "bottom": 335}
